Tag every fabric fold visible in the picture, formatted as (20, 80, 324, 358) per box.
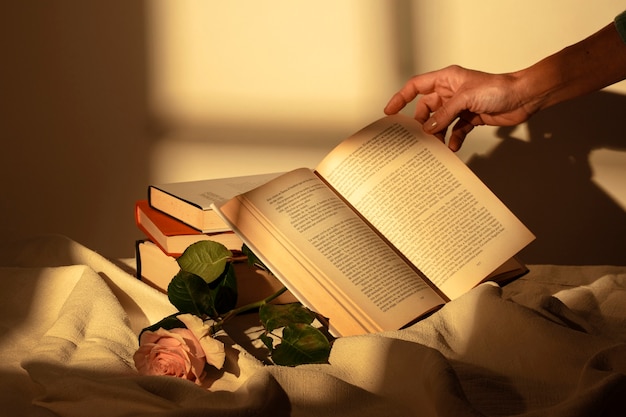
(1, 235, 625, 416)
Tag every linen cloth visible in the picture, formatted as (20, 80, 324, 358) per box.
(1, 234, 624, 416)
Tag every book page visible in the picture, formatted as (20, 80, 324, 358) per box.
(316, 115, 535, 300)
(215, 168, 445, 337)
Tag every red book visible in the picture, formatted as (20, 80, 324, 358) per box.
(135, 200, 243, 257)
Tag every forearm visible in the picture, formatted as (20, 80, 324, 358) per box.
(513, 21, 626, 114)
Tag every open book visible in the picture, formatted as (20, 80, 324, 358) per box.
(213, 115, 535, 337)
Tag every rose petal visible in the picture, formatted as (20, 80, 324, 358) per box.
(134, 341, 191, 378)
(198, 336, 225, 369)
(178, 314, 225, 370)
(135, 315, 226, 385)
(177, 314, 211, 339)
(135, 327, 202, 383)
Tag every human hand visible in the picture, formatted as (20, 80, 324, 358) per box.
(384, 65, 535, 151)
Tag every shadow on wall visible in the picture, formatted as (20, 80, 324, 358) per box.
(467, 90, 626, 265)
(0, 2, 151, 258)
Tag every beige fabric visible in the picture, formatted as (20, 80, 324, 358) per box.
(1, 235, 625, 416)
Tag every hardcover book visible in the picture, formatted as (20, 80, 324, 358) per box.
(148, 173, 281, 233)
(135, 199, 243, 257)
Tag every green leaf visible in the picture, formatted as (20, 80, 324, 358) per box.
(270, 323, 331, 366)
(259, 303, 315, 332)
(210, 262, 238, 315)
(242, 244, 270, 271)
(167, 270, 215, 316)
(138, 314, 185, 340)
(177, 240, 232, 283)
(259, 333, 274, 351)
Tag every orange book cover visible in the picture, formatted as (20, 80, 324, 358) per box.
(135, 200, 243, 256)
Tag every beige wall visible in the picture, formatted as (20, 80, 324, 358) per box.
(145, 0, 402, 182)
(2, 1, 625, 264)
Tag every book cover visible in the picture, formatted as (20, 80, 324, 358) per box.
(135, 239, 180, 292)
(148, 173, 282, 233)
(135, 199, 243, 256)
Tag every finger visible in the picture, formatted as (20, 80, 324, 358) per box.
(384, 86, 419, 114)
(423, 93, 470, 135)
(384, 73, 439, 114)
(434, 129, 447, 145)
(414, 93, 442, 124)
(384, 92, 408, 115)
(458, 109, 484, 127)
(448, 118, 475, 151)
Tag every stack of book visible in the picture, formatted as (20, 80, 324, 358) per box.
(134, 173, 289, 305)
(135, 115, 534, 336)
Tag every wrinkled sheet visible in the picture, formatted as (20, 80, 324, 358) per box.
(1, 235, 625, 416)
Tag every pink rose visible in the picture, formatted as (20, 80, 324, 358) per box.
(133, 314, 225, 384)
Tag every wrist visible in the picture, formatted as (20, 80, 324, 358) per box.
(507, 66, 552, 117)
